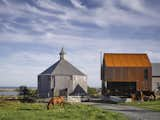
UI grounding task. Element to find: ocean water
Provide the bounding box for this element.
[0,86,36,96]
[0,91,18,96]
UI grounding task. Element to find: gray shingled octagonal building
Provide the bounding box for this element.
[38,48,87,98]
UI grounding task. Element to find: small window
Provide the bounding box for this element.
[144,69,148,80]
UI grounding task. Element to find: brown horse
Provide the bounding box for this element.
[47,96,64,110]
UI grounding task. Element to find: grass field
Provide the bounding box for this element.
[0,101,127,120]
[121,100,160,112]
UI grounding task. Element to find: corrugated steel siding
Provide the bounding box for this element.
[104,53,151,67]
[104,67,152,90]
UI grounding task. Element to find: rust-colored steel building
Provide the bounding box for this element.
[101,53,152,96]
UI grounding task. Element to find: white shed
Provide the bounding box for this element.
[38,48,87,98]
[152,63,160,91]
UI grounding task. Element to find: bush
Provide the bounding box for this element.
[17,86,37,103]
[87,87,99,97]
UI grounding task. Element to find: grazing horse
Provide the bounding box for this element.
[47,96,64,110]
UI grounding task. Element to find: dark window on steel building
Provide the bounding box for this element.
[108,68,113,80]
[144,69,148,80]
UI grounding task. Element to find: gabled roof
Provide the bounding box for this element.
[104,53,151,67]
[70,84,87,96]
[39,59,86,76]
[152,63,160,76]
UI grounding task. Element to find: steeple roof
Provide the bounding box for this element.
[59,47,65,60]
[39,48,86,76]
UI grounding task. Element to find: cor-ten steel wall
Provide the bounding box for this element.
[104,67,152,91]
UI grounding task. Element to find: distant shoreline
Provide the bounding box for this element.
[0,86,37,92]
[0,89,16,92]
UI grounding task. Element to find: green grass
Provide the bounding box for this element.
[0,101,127,120]
[121,100,160,112]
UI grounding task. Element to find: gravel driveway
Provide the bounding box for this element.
[83,102,160,120]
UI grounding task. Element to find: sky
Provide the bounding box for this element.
[0,0,160,88]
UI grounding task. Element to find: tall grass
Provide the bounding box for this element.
[0,101,127,120]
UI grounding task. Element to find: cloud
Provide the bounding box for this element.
[0,51,56,87]
[70,0,86,9]
[0,36,160,87]
[0,0,160,44]
[0,0,160,87]
[120,0,160,18]
[1,0,160,33]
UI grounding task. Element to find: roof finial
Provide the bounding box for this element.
[59,47,65,60]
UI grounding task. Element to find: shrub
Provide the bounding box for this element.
[87,87,99,97]
[17,86,37,103]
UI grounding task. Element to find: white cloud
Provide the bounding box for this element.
[120,0,160,19]
[0,51,56,87]
[0,0,160,87]
[120,0,145,12]
[1,37,160,87]
[1,0,160,30]
[70,0,86,9]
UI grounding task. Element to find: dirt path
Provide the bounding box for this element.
[83,102,160,120]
